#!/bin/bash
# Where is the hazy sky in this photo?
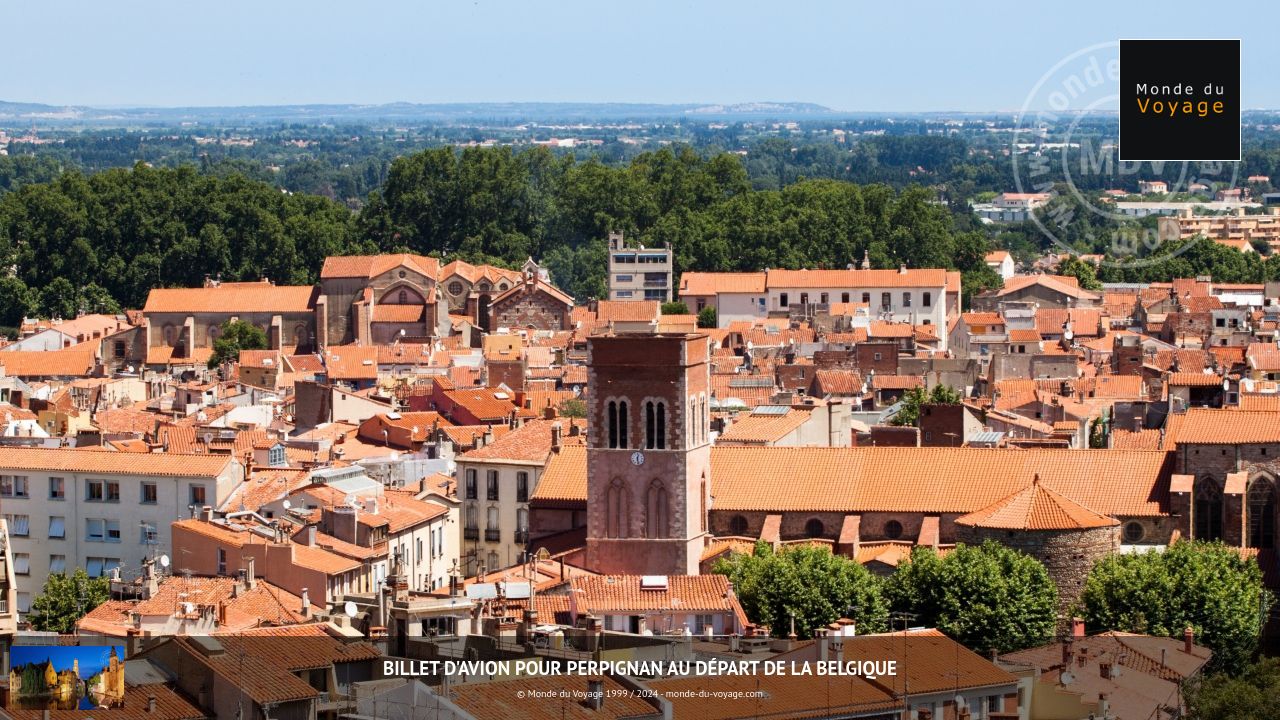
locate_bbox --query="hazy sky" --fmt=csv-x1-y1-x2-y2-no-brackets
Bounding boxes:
11,0,1277,110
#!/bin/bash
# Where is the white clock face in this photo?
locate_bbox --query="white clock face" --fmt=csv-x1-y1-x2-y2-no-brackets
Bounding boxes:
630,451,645,466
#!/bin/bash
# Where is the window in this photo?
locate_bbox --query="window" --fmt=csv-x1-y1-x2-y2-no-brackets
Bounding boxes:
114,340,126,356
841,292,850,303
645,480,669,539
923,292,932,307
606,478,629,538
779,293,789,308
465,469,478,500
799,293,809,305
86,518,105,542
217,548,226,575
5,514,28,537
189,484,206,506
465,504,478,529
13,554,28,576
1123,522,1145,543
268,446,285,466
729,515,749,535
141,525,158,544
105,519,121,543
516,472,529,503
49,555,66,574
880,292,891,308
861,292,870,304
804,518,825,538
616,290,633,298
48,516,65,539
49,477,64,500
106,481,120,502
884,520,904,539
819,293,828,304
1,475,28,498
486,551,499,572
486,470,499,501
86,480,104,502
902,292,912,307
141,482,157,504
417,538,424,565
645,400,666,449
607,400,629,449
1247,477,1276,549
615,274,633,283
1195,477,1224,541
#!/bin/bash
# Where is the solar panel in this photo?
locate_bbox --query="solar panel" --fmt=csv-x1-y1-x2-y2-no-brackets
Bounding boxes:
465,583,498,599
751,406,791,416
502,582,532,599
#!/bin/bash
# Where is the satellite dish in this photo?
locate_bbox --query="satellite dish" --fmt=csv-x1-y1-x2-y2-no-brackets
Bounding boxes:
159,554,170,568
181,602,195,614
282,499,292,510
344,601,358,618
1063,330,1074,341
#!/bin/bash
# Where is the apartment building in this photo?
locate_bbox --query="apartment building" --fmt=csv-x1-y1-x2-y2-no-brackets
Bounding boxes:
1157,206,1280,251
606,231,673,302
0,448,243,614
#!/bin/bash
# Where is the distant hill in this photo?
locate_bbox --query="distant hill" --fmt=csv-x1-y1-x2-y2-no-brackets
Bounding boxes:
0,100,839,126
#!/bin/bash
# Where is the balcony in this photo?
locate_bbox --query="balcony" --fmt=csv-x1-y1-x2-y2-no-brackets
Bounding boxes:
514,530,529,545
464,527,480,541
485,528,501,543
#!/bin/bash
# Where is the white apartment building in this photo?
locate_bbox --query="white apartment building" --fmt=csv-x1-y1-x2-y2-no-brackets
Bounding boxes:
0,448,243,615
454,418,578,575
606,231,673,302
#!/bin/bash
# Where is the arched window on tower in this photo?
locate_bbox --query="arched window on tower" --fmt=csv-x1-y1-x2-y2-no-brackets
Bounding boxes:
618,400,628,448
1194,476,1224,542
607,401,617,448
606,478,629,538
1247,476,1277,549
645,401,666,449
646,480,669,539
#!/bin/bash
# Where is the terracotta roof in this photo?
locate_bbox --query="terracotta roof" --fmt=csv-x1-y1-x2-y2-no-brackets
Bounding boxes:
955,476,1119,530
490,277,575,308
439,423,513,448
1111,428,1164,450
92,407,162,436
1173,408,1280,444
1037,308,1105,337
324,346,379,381
1008,328,1042,342
871,374,924,390
442,387,519,422
143,282,315,313
812,369,863,396
1237,394,1280,412
962,312,1004,326
594,300,660,323
0,347,97,377
986,250,1011,262
1168,371,1224,387
571,574,743,614
868,321,915,338
766,268,948,289
320,253,440,279
679,272,768,295
0,447,232,477
535,445,1171,517
459,418,586,462
718,408,812,444
998,274,1100,300
449,674,657,720
371,304,425,323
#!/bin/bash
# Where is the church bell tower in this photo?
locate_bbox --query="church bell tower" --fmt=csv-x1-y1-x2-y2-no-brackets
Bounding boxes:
584,330,712,575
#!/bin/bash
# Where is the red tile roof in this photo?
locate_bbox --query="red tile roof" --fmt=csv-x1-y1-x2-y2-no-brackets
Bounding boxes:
1172,408,1280,444
0,347,98,377
459,418,587,462
766,268,949,289
679,272,768,295
956,476,1119,530
143,282,315,313
0,447,233,477
320,253,440,280
571,574,743,614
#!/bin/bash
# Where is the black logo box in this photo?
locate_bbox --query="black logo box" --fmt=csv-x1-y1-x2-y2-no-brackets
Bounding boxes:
1119,39,1240,162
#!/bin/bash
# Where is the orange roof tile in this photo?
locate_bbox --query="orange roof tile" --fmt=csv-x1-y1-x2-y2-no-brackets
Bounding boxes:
1110,428,1163,450
766,268,949,289
1173,408,1280,444
534,445,1171,517
594,300,660,322
998,274,1099,300
143,282,315,314
679,272,768,295
718,408,813,444
571,574,742,614
370,304,425,323
320,253,440,279
323,346,379,380
955,476,1119,530
0,347,98,377
459,418,587,462
0,447,232,477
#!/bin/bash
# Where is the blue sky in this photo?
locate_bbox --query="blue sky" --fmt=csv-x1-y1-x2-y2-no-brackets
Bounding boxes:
10,0,1277,110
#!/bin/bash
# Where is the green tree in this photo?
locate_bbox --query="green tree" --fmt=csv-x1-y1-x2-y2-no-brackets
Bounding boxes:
890,383,963,427
38,277,79,319
1185,657,1280,720
0,276,34,329
1056,255,1104,290
557,397,587,418
1081,540,1274,673
29,568,110,634
885,542,1058,653
697,306,717,329
660,301,689,315
714,542,888,639
208,319,268,368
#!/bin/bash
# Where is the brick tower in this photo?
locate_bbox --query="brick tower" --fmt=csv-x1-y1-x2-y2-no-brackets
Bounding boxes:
585,331,712,575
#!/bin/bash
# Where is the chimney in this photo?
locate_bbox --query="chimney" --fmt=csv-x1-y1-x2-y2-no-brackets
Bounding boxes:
1098,693,1109,718
244,558,256,590
201,505,213,522
1072,617,1085,638
1184,626,1194,654
301,588,311,618
543,405,557,420
217,601,228,627
586,679,604,710
551,423,562,453
370,497,380,515
147,695,157,714
305,525,317,547
815,627,829,661
898,264,907,274
1062,637,1074,665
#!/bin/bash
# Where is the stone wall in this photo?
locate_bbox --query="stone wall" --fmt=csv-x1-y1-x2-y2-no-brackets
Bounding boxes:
956,524,1120,616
